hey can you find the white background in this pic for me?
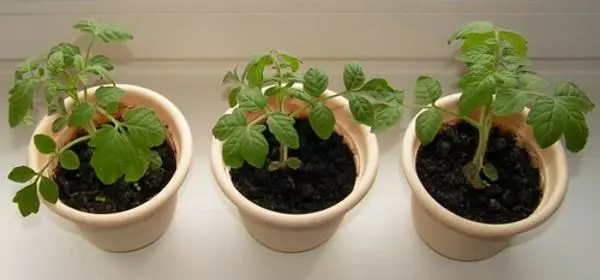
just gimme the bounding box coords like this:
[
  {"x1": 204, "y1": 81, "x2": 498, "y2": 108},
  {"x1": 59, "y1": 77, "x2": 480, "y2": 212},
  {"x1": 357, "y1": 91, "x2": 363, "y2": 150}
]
[{"x1": 0, "y1": 1, "x2": 599, "y2": 279}]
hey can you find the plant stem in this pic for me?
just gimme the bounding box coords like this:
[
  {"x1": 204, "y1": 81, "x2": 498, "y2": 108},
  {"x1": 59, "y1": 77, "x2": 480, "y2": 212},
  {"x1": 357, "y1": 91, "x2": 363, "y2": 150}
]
[
  {"x1": 249, "y1": 114, "x2": 268, "y2": 125},
  {"x1": 467, "y1": 104, "x2": 493, "y2": 188},
  {"x1": 59, "y1": 135, "x2": 92, "y2": 153},
  {"x1": 95, "y1": 106, "x2": 121, "y2": 127},
  {"x1": 83, "y1": 37, "x2": 96, "y2": 100}
]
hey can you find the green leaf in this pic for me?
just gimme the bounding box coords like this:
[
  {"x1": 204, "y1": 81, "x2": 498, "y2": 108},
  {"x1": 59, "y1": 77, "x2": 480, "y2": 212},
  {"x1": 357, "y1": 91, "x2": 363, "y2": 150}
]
[
  {"x1": 222, "y1": 129, "x2": 245, "y2": 168},
  {"x1": 52, "y1": 117, "x2": 67, "y2": 133},
  {"x1": 264, "y1": 86, "x2": 281, "y2": 97},
  {"x1": 493, "y1": 89, "x2": 529, "y2": 116},
  {"x1": 47, "y1": 51, "x2": 65, "y2": 76},
  {"x1": 456, "y1": 46, "x2": 495, "y2": 64},
  {"x1": 68, "y1": 103, "x2": 94, "y2": 127},
  {"x1": 95, "y1": 86, "x2": 125, "y2": 107},
  {"x1": 371, "y1": 105, "x2": 403, "y2": 133},
  {"x1": 343, "y1": 63, "x2": 366, "y2": 90},
  {"x1": 563, "y1": 110, "x2": 589, "y2": 152},
  {"x1": 280, "y1": 52, "x2": 302, "y2": 72},
  {"x1": 414, "y1": 76, "x2": 443, "y2": 104},
  {"x1": 267, "y1": 161, "x2": 286, "y2": 171},
  {"x1": 285, "y1": 88, "x2": 314, "y2": 104},
  {"x1": 39, "y1": 177, "x2": 59, "y2": 203},
  {"x1": 457, "y1": 66, "x2": 497, "y2": 115},
  {"x1": 44, "y1": 82, "x2": 60, "y2": 105},
  {"x1": 34, "y1": 134, "x2": 56, "y2": 154},
  {"x1": 309, "y1": 102, "x2": 336, "y2": 140},
  {"x1": 59, "y1": 150, "x2": 80, "y2": 170},
  {"x1": 212, "y1": 109, "x2": 247, "y2": 141},
  {"x1": 499, "y1": 29, "x2": 528, "y2": 56},
  {"x1": 240, "y1": 125, "x2": 269, "y2": 168},
  {"x1": 8, "y1": 166, "x2": 37, "y2": 183},
  {"x1": 228, "y1": 87, "x2": 241, "y2": 107},
  {"x1": 89, "y1": 55, "x2": 114, "y2": 71},
  {"x1": 348, "y1": 95, "x2": 375, "y2": 126},
  {"x1": 74, "y1": 19, "x2": 100, "y2": 35},
  {"x1": 48, "y1": 43, "x2": 81, "y2": 68},
  {"x1": 285, "y1": 157, "x2": 302, "y2": 170},
  {"x1": 237, "y1": 88, "x2": 268, "y2": 112},
  {"x1": 97, "y1": 24, "x2": 133, "y2": 42},
  {"x1": 495, "y1": 70, "x2": 519, "y2": 88},
  {"x1": 89, "y1": 125, "x2": 151, "y2": 184},
  {"x1": 244, "y1": 53, "x2": 272, "y2": 87},
  {"x1": 149, "y1": 151, "x2": 163, "y2": 170},
  {"x1": 526, "y1": 99, "x2": 568, "y2": 148},
  {"x1": 12, "y1": 184, "x2": 40, "y2": 217},
  {"x1": 223, "y1": 69, "x2": 241, "y2": 87},
  {"x1": 554, "y1": 82, "x2": 595, "y2": 113},
  {"x1": 124, "y1": 108, "x2": 166, "y2": 147},
  {"x1": 482, "y1": 163, "x2": 499, "y2": 182},
  {"x1": 448, "y1": 21, "x2": 495, "y2": 43},
  {"x1": 9, "y1": 79, "x2": 37, "y2": 127},
  {"x1": 415, "y1": 108, "x2": 443, "y2": 145},
  {"x1": 22, "y1": 116, "x2": 35, "y2": 126},
  {"x1": 87, "y1": 64, "x2": 114, "y2": 83},
  {"x1": 519, "y1": 72, "x2": 547, "y2": 90},
  {"x1": 267, "y1": 113, "x2": 299, "y2": 149},
  {"x1": 304, "y1": 68, "x2": 329, "y2": 97},
  {"x1": 16, "y1": 57, "x2": 42, "y2": 75}
]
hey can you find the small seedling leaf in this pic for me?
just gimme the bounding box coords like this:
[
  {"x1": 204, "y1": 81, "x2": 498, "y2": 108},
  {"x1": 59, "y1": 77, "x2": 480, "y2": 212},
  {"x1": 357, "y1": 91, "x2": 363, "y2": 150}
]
[
  {"x1": 343, "y1": 63, "x2": 366, "y2": 90},
  {"x1": 457, "y1": 66, "x2": 497, "y2": 115},
  {"x1": 39, "y1": 176, "x2": 59, "y2": 203},
  {"x1": 228, "y1": 87, "x2": 241, "y2": 107},
  {"x1": 12, "y1": 183, "x2": 40, "y2": 217},
  {"x1": 89, "y1": 55, "x2": 114, "y2": 71},
  {"x1": 482, "y1": 163, "x2": 499, "y2": 182},
  {"x1": 499, "y1": 29, "x2": 528, "y2": 56},
  {"x1": 414, "y1": 76, "x2": 443, "y2": 104},
  {"x1": 554, "y1": 82, "x2": 595, "y2": 113},
  {"x1": 285, "y1": 157, "x2": 302, "y2": 170},
  {"x1": 68, "y1": 102, "x2": 94, "y2": 127},
  {"x1": 280, "y1": 52, "x2": 301, "y2": 72},
  {"x1": 304, "y1": 68, "x2": 329, "y2": 97},
  {"x1": 47, "y1": 51, "x2": 65, "y2": 76},
  {"x1": 309, "y1": 102, "x2": 336, "y2": 140},
  {"x1": 526, "y1": 98, "x2": 568, "y2": 149},
  {"x1": 52, "y1": 117, "x2": 67, "y2": 133},
  {"x1": 222, "y1": 129, "x2": 245, "y2": 168},
  {"x1": 519, "y1": 73, "x2": 548, "y2": 90},
  {"x1": 97, "y1": 24, "x2": 133, "y2": 42},
  {"x1": 34, "y1": 134, "x2": 56, "y2": 154},
  {"x1": 149, "y1": 150, "x2": 163, "y2": 170},
  {"x1": 8, "y1": 79, "x2": 37, "y2": 128},
  {"x1": 244, "y1": 53, "x2": 272, "y2": 87},
  {"x1": 348, "y1": 95, "x2": 375, "y2": 126},
  {"x1": 95, "y1": 86, "x2": 125, "y2": 107},
  {"x1": 493, "y1": 89, "x2": 528, "y2": 116},
  {"x1": 415, "y1": 108, "x2": 443, "y2": 145},
  {"x1": 237, "y1": 88, "x2": 268, "y2": 112},
  {"x1": 59, "y1": 149, "x2": 80, "y2": 170},
  {"x1": 212, "y1": 109, "x2": 247, "y2": 141},
  {"x1": 563, "y1": 110, "x2": 589, "y2": 153},
  {"x1": 44, "y1": 82, "x2": 60, "y2": 105},
  {"x1": 448, "y1": 21, "x2": 495, "y2": 43},
  {"x1": 267, "y1": 113, "x2": 299, "y2": 149},
  {"x1": 8, "y1": 166, "x2": 37, "y2": 183},
  {"x1": 371, "y1": 104, "x2": 404, "y2": 133},
  {"x1": 240, "y1": 125, "x2": 269, "y2": 168},
  {"x1": 74, "y1": 19, "x2": 100, "y2": 35},
  {"x1": 124, "y1": 108, "x2": 166, "y2": 148}
]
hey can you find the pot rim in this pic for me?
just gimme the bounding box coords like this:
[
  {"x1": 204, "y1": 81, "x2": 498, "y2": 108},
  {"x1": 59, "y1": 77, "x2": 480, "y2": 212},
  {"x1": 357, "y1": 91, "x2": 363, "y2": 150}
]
[
  {"x1": 402, "y1": 93, "x2": 568, "y2": 238},
  {"x1": 28, "y1": 84, "x2": 193, "y2": 228},
  {"x1": 209, "y1": 88, "x2": 379, "y2": 228}
]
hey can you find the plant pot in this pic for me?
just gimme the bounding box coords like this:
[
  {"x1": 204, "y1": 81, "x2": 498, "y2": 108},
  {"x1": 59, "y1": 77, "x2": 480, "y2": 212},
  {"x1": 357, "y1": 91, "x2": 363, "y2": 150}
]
[
  {"x1": 209, "y1": 88, "x2": 379, "y2": 253},
  {"x1": 401, "y1": 93, "x2": 568, "y2": 261},
  {"x1": 28, "y1": 84, "x2": 193, "y2": 252}
]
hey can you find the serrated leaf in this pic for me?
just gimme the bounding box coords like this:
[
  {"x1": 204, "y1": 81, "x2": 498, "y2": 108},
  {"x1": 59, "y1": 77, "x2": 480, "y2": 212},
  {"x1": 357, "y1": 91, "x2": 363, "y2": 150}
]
[
  {"x1": 59, "y1": 149, "x2": 80, "y2": 170},
  {"x1": 9, "y1": 79, "x2": 37, "y2": 127},
  {"x1": 348, "y1": 95, "x2": 375, "y2": 126},
  {"x1": 309, "y1": 102, "x2": 336, "y2": 140},
  {"x1": 8, "y1": 166, "x2": 37, "y2": 183},
  {"x1": 519, "y1": 73, "x2": 547, "y2": 90},
  {"x1": 74, "y1": 19, "x2": 100, "y2": 35},
  {"x1": 244, "y1": 53, "x2": 272, "y2": 87},
  {"x1": 95, "y1": 86, "x2": 125, "y2": 107},
  {"x1": 87, "y1": 64, "x2": 114, "y2": 83},
  {"x1": 448, "y1": 21, "x2": 495, "y2": 43},
  {"x1": 343, "y1": 63, "x2": 366, "y2": 90},
  {"x1": 49, "y1": 43, "x2": 81, "y2": 68},
  {"x1": 457, "y1": 66, "x2": 497, "y2": 115},
  {"x1": 228, "y1": 87, "x2": 241, "y2": 107},
  {"x1": 51, "y1": 117, "x2": 67, "y2": 133},
  {"x1": 554, "y1": 82, "x2": 595, "y2": 113},
  {"x1": 39, "y1": 177, "x2": 59, "y2": 203},
  {"x1": 222, "y1": 129, "x2": 245, "y2": 168},
  {"x1": 44, "y1": 82, "x2": 60, "y2": 105},
  {"x1": 503, "y1": 56, "x2": 531, "y2": 70},
  {"x1": 149, "y1": 150, "x2": 163, "y2": 170},
  {"x1": 285, "y1": 157, "x2": 302, "y2": 170},
  {"x1": 12, "y1": 184, "x2": 40, "y2": 217},
  {"x1": 414, "y1": 76, "x2": 443, "y2": 104},
  {"x1": 285, "y1": 88, "x2": 314, "y2": 104},
  {"x1": 280, "y1": 52, "x2": 301, "y2": 72},
  {"x1": 237, "y1": 88, "x2": 267, "y2": 112},
  {"x1": 89, "y1": 55, "x2": 114, "y2": 71},
  {"x1": 89, "y1": 125, "x2": 151, "y2": 184},
  {"x1": 371, "y1": 104, "x2": 403, "y2": 133},
  {"x1": 526, "y1": 99, "x2": 568, "y2": 148},
  {"x1": 34, "y1": 134, "x2": 56, "y2": 154},
  {"x1": 304, "y1": 68, "x2": 329, "y2": 97},
  {"x1": 499, "y1": 29, "x2": 528, "y2": 56},
  {"x1": 493, "y1": 89, "x2": 528, "y2": 116},
  {"x1": 482, "y1": 163, "x2": 499, "y2": 182},
  {"x1": 240, "y1": 125, "x2": 269, "y2": 168},
  {"x1": 415, "y1": 108, "x2": 443, "y2": 145},
  {"x1": 16, "y1": 57, "x2": 42, "y2": 74},
  {"x1": 563, "y1": 110, "x2": 589, "y2": 153},
  {"x1": 223, "y1": 69, "x2": 241, "y2": 86},
  {"x1": 212, "y1": 109, "x2": 247, "y2": 141},
  {"x1": 47, "y1": 51, "x2": 65, "y2": 76},
  {"x1": 267, "y1": 113, "x2": 299, "y2": 149},
  {"x1": 456, "y1": 46, "x2": 495, "y2": 64},
  {"x1": 68, "y1": 103, "x2": 94, "y2": 127},
  {"x1": 495, "y1": 70, "x2": 519, "y2": 88},
  {"x1": 97, "y1": 24, "x2": 133, "y2": 42},
  {"x1": 124, "y1": 108, "x2": 166, "y2": 147}
]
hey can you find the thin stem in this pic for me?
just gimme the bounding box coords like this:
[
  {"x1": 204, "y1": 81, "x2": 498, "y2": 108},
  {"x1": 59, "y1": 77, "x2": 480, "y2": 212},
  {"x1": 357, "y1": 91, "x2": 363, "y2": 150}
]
[
  {"x1": 290, "y1": 104, "x2": 312, "y2": 118},
  {"x1": 249, "y1": 114, "x2": 268, "y2": 125},
  {"x1": 95, "y1": 106, "x2": 121, "y2": 127},
  {"x1": 59, "y1": 135, "x2": 92, "y2": 153},
  {"x1": 468, "y1": 105, "x2": 492, "y2": 188},
  {"x1": 83, "y1": 37, "x2": 96, "y2": 101}
]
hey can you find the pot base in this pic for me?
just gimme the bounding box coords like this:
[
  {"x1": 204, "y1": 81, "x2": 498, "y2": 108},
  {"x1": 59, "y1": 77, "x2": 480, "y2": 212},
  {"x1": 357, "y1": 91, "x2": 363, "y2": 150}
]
[
  {"x1": 412, "y1": 196, "x2": 507, "y2": 262},
  {"x1": 240, "y1": 212, "x2": 341, "y2": 253}
]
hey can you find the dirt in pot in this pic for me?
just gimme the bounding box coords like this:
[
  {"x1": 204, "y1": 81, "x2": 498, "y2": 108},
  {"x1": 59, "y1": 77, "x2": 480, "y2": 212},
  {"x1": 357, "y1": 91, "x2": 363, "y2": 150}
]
[
  {"x1": 54, "y1": 134, "x2": 177, "y2": 214},
  {"x1": 416, "y1": 121, "x2": 542, "y2": 224},
  {"x1": 230, "y1": 119, "x2": 357, "y2": 214}
]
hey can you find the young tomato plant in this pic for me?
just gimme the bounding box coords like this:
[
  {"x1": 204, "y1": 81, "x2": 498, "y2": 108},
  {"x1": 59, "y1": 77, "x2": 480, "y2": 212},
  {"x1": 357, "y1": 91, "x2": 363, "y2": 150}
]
[
  {"x1": 213, "y1": 50, "x2": 404, "y2": 171},
  {"x1": 411, "y1": 21, "x2": 594, "y2": 187},
  {"x1": 7, "y1": 20, "x2": 166, "y2": 217}
]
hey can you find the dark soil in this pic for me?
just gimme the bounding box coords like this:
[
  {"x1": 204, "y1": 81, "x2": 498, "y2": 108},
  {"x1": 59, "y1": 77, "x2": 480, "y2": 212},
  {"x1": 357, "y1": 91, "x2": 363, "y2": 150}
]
[
  {"x1": 415, "y1": 121, "x2": 542, "y2": 224},
  {"x1": 55, "y1": 135, "x2": 176, "y2": 214},
  {"x1": 230, "y1": 119, "x2": 357, "y2": 214}
]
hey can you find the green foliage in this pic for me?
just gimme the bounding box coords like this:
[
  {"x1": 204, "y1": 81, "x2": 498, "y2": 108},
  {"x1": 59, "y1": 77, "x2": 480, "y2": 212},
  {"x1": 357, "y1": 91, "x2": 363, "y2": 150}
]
[
  {"x1": 213, "y1": 50, "x2": 404, "y2": 170},
  {"x1": 411, "y1": 20, "x2": 595, "y2": 188},
  {"x1": 7, "y1": 20, "x2": 166, "y2": 218}
]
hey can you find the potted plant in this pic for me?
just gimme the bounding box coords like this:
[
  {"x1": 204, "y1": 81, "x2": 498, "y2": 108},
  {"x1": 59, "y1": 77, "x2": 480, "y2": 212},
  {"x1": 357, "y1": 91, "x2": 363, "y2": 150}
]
[
  {"x1": 6, "y1": 20, "x2": 193, "y2": 252},
  {"x1": 209, "y1": 50, "x2": 403, "y2": 252},
  {"x1": 400, "y1": 21, "x2": 595, "y2": 261}
]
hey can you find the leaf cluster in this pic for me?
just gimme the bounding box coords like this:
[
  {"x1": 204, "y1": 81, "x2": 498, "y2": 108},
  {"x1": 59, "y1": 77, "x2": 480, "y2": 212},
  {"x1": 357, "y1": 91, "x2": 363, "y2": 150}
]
[
  {"x1": 7, "y1": 20, "x2": 166, "y2": 217},
  {"x1": 213, "y1": 50, "x2": 404, "y2": 170}
]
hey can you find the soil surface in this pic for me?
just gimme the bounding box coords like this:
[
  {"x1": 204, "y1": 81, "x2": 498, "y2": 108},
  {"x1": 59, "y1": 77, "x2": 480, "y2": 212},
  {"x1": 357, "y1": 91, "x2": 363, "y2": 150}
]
[
  {"x1": 415, "y1": 121, "x2": 542, "y2": 224},
  {"x1": 230, "y1": 119, "x2": 357, "y2": 214},
  {"x1": 55, "y1": 135, "x2": 176, "y2": 214}
]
